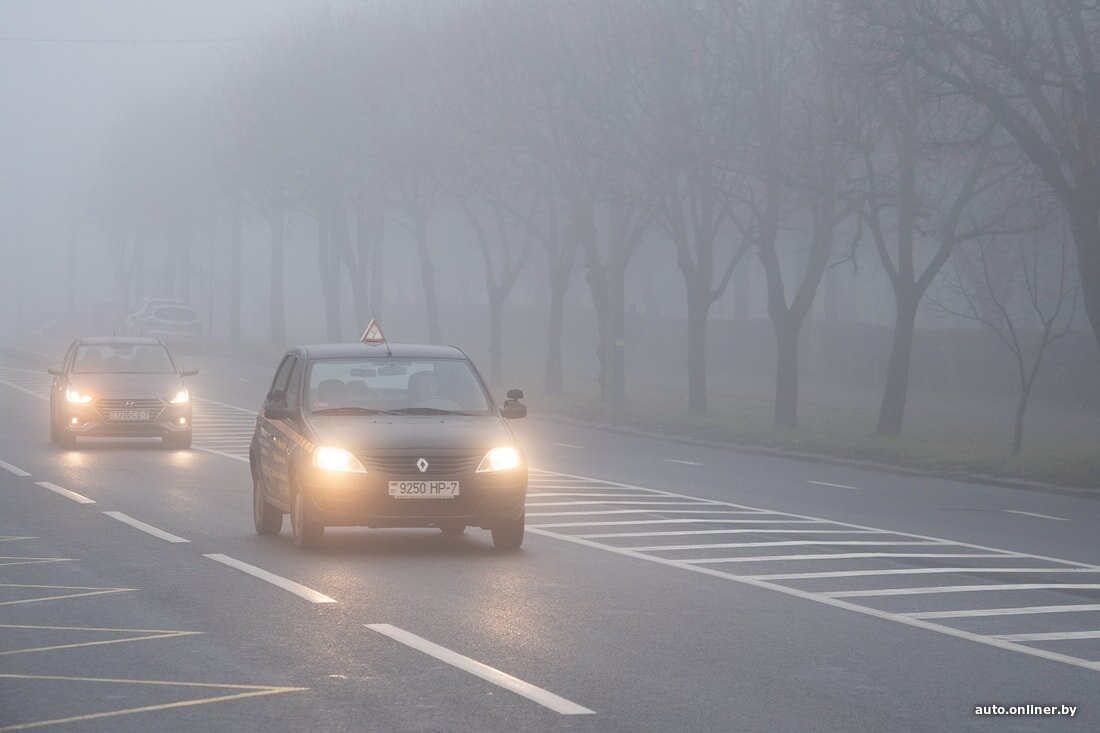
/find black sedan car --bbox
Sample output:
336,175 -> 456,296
48,337 -> 197,448
249,337 -> 529,550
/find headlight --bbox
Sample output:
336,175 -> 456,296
169,388 -> 190,404
313,446 -> 367,473
66,388 -> 93,404
476,446 -> 523,473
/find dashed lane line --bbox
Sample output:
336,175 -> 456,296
0,558 -> 74,568
807,480 -> 860,490
366,623 -> 595,716
551,442 -> 580,448
34,481 -> 94,504
0,459 -> 30,477
202,554 -> 336,604
102,512 -> 189,544
1002,509 -> 1071,522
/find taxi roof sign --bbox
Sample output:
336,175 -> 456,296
361,319 -> 386,345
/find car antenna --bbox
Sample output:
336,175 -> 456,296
360,318 -> 391,357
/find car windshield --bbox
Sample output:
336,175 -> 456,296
73,344 -> 176,374
306,358 -> 492,415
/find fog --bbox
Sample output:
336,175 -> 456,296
3,0 -> 1100,459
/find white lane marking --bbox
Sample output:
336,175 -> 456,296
366,623 -> 594,715
1002,510 -> 1071,522
751,568 -> 1100,581
662,459 -> 702,466
194,396 -> 256,413
0,378 -> 48,401
195,447 -> 248,464
683,552 -> 1010,565
907,604 -> 1100,619
551,442 -> 581,449
575,529 -> 881,538
807,480 -> 860,490
527,493 -> 661,498
202,554 -> 336,604
0,459 -> 31,477
35,481 -> 95,504
528,510 -> 817,518
531,519 -> 812,528
525,500 -> 715,507
995,631 -> 1100,642
103,512 -> 189,544
525,527 -> 1100,674
825,584 -> 1100,598
236,377 -> 251,383
632,540 -> 947,552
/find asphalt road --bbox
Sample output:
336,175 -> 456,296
1,343 -> 1098,732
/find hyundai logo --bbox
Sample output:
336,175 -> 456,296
124,400 -> 135,407
416,458 -> 429,473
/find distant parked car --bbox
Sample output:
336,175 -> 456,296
125,299 -> 203,345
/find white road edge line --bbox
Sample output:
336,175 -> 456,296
103,512 -> 189,543
807,480 -> 860,490
203,553 -> 336,604
34,481 -> 95,504
662,458 -> 702,466
1002,509 -> 1071,522
366,623 -> 594,715
551,442 -> 581,449
0,459 -> 31,477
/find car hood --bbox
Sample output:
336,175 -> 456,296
306,414 -> 514,452
67,373 -> 183,399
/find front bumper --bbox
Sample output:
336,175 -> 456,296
300,466 -> 527,529
62,401 -> 192,438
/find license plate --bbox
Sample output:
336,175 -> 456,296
388,480 -> 459,498
110,410 -> 150,421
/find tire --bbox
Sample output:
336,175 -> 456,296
491,513 -> 524,551
253,474 -> 283,536
164,431 -> 192,449
439,522 -> 466,536
291,487 -> 324,550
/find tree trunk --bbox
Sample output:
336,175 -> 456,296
686,292 -> 708,414
774,317 -> 799,427
317,204 -> 342,342
230,200 -> 243,344
876,294 -> 918,436
545,267 -> 568,395
488,294 -> 504,388
269,209 -> 286,347
1011,388 -> 1028,457
1068,197 -> 1100,351
606,261 -> 627,413
413,219 -> 441,344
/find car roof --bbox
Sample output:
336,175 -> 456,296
76,336 -> 164,346
299,342 -> 468,360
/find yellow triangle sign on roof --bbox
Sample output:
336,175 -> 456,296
361,319 -> 385,344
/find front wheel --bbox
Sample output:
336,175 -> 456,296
291,488 -> 324,550
253,474 -> 283,536
491,513 -> 524,551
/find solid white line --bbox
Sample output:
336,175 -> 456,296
575,529 -> 881,538
366,623 -> 594,715
530,518 -> 803,528
527,511 -> 816,518
0,459 -> 31,477
525,500 -> 712,507
103,512 -> 189,543
685,553 -> 1011,565
825,584 -> 1100,598
807,480 -> 860,490
995,630 -> 1100,642
551,442 -> 581,449
527,493 -> 662,499
194,396 -> 256,414
526,527 -> 1100,674
907,604 -> 1100,619
632,540 -> 946,552
202,554 -> 336,604
662,458 -> 702,466
751,567 -> 1099,581
1002,510 -> 1071,522
195,447 -> 248,464
35,481 -> 95,504
0,379 -> 47,401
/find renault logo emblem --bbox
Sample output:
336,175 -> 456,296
416,458 -> 429,473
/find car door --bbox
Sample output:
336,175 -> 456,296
255,354 -> 294,501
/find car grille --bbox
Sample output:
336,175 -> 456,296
358,451 -> 483,478
95,398 -> 165,422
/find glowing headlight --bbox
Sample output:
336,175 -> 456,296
66,388 -> 93,404
476,446 -> 523,473
313,447 -> 367,473
169,388 -> 190,404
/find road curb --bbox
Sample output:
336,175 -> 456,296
534,412 -> 1100,500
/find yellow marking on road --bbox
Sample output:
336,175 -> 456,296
0,673 -> 306,732
0,583 -> 136,607
0,624 -> 201,657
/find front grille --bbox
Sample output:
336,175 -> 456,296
95,398 -> 164,422
358,451 -> 483,478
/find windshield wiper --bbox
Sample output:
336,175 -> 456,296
386,407 -> 476,415
311,407 -> 395,415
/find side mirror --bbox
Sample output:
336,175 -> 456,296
180,368 -> 199,377
506,389 -> 524,400
501,389 -> 527,419
264,403 -> 293,421
266,388 -> 286,404
47,367 -> 63,377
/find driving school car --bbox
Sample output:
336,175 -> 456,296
249,322 -> 529,550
